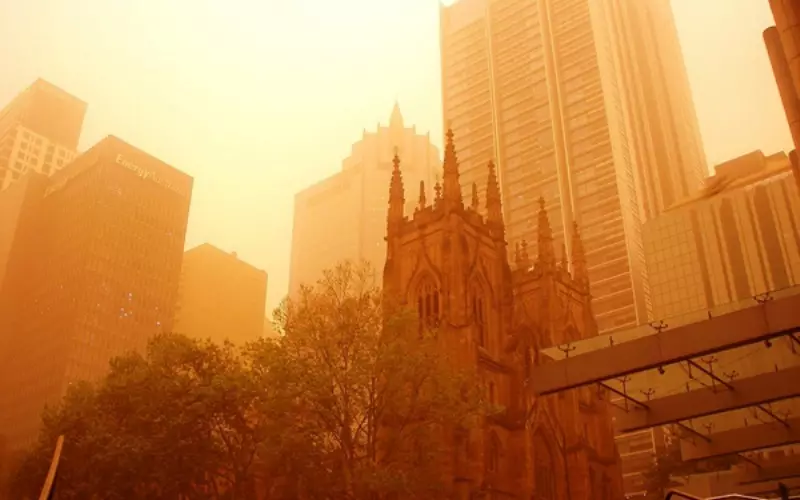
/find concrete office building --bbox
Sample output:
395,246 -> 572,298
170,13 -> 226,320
644,150 -> 800,320
289,104 -> 440,295
620,151 -> 800,497
0,136 -> 193,451
0,79 -> 86,190
439,0 -> 707,333
174,244 -> 268,346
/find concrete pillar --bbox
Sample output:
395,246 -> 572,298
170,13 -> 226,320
767,0 -> 800,193
790,150 -> 800,191
769,0 -> 800,101
765,26 -> 800,149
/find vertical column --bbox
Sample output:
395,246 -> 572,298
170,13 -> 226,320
767,0 -> 800,190
765,27 -> 800,149
769,0 -> 800,99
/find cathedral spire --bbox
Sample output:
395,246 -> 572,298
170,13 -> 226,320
417,180 -> 427,211
389,101 -> 404,130
485,160 -> 503,227
536,197 -> 555,268
442,128 -> 463,211
387,150 -> 405,230
571,221 -> 589,287
471,182 -> 479,210
520,239 -> 531,269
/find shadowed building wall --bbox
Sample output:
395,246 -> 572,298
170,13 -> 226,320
0,79 -> 86,190
174,243 -> 268,345
439,0 -> 708,334
0,136 -> 192,452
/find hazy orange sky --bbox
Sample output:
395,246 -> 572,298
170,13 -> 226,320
0,0 -> 792,313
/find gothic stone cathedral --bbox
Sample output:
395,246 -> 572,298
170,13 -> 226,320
382,130 -> 623,500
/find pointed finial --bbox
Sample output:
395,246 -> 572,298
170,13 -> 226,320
418,180 -> 427,211
434,177 -> 442,206
471,182 -> 479,210
536,197 -> 555,269
387,150 -> 405,233
390,100 -> 404,130
441,128 -> 463,211
520,239 -> 531,269
571,221 -> 588,288
485,160 -> 504,228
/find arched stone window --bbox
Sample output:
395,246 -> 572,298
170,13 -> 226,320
486,431 -> 501,473
471,283 -> 487,347
416,276 -> 440,328
533,433 -> 556,500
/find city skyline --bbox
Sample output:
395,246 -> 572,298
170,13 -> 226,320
0,0 -> 793,312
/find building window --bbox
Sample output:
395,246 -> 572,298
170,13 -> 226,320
416,277 -> 440,328
533,433 -> 556,500
486,431 -> 501,473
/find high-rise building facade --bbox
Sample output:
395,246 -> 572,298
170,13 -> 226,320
0,135 -> 193,451
0,79 -> 87,189
644,150 -> 800,320
174,244 -> 268,345
289,104 -> 441,295
439,0 -> 707,333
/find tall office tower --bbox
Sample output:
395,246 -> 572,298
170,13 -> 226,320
0,79 -> 87,189
439,0 -> 707,333
174,243 -> 268,345
644,150 -> 800,320
0,136 -> 193,452
289,104 -> 440,295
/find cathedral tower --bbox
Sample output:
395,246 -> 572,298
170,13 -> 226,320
383,131 -> 622,499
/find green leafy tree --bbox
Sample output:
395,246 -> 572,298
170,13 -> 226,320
10,260 -> 483,500
259,260 -> 483,499
10,336 -> 272,500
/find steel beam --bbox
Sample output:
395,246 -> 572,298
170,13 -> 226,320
681,417 -> 800,460
705,457 -> 800,497
709,476 -> 800,497
531,291 -> 800,395
614,366 -> 800,433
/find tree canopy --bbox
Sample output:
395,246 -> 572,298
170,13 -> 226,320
9,261 -> 483,500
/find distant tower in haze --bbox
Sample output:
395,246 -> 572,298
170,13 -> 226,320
288,104 -> 441,295
174,244 -> 268,346
439,0 -> 707,333
0,79 -> 87,190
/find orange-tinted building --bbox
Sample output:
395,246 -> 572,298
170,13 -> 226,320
0,135 -> 192,452
289,104 -> 440,295
381,131 -> 622,499
0,79 -> 86,189
439,0 -> 708,333
174,244 -> 268,345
